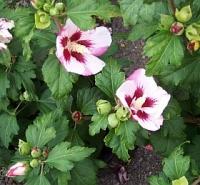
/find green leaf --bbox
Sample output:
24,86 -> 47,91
128,22 -> 157,41
163,147 -> 190,180
149,173 -> 170,185
89,114 -> 108,136
95,59 -> 125,98
42,55 -> 78,99
115,120 -> 139,150
144,32 -> 184,75
69,159 -> 97,185
26,113 -> 56,148
161,58 -> 200,86
139,2 -> 155,23
150,117 -> 186,156
46,142 -> 95,172
187,135 -> 200,169
0,113 -> 19,148
8,58 -> 36,100
0,49 -> 11,67
77,87 -> 102,115
26,175 -> 50,185
104,120 -> 139,161
66,0 -> 119,30
0,68 -> 10,98
160,14 -> 174,30
119,0 -> 144,26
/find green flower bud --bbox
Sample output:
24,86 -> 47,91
31,147 -> 42,158
96,100 -> 112,115
30,159 -> 39,168
172,176 -> 188,185
18,140 -> 31,156
31,0 -> 45,9
49,7 -> 59,16
108,113 -> 119,128
175,5 -> 192,23
43,3 -> 52,12
186,23 -> 200,41
115,107 -> 130,121
170,22 -> 184,36
35,10 -> 51,30
42,149 -> 49,158
55,2 -> 65,12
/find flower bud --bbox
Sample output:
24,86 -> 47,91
108,113 -> 119,128
30,159 -> 39,168
35,10 -> 51,30
31,0 -> 45,9
186,23 -> 200,41
115,107 -> 130,121
6,162 -> 28,177
96,100 -> 112,115
55,2 -> 65,12
170,22 -> 184,36
49,7 -> 59,16
187,40 -> 200,52
72,111 -> 82,123
172,176 -> 188,185
43,3 -> 52,12
175,5 -> 192,23
42,148 -> 49,158
18,140 -> 31,156
31,147 -> 41,158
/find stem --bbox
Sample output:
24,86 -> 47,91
168,0 -> 176,14
184,116 -> 200,125
52,16 -> 62,33
192,176 -> 200,185
14,101 -> 22,113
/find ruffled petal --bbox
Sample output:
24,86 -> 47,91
142,87 -> 171,117
0,18 -> 14,30
58,19 -> 80,38
133,114 -> 163,131
116,80 -> 137,108
0,29 -> 13,43
80,27 -> 112,56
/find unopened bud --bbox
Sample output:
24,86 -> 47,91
55,3 -> 65,12
72,111 -> 82,123
108,113 -> 119,128
18,140 -> 31,156
186,23 -> 200,41
49,7 -> 59,16
42,149 -> 49,158
170,22 -> 184,36
43,3 -> 51,12
175,5 -> 192,23
31,147 -> 41,158
30,159 -> 39,168
35,10 -> 51,30
187,40 -> 200,52
96,100 -> 112,115
115,107 -> 130,121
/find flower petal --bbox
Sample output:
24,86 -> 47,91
116,80 -> 137,108
0,43 -> 7,50
0,18 -> 14,30
80,26 -> 112,56
59,19 -> 80,38
133,114 -> 163,131
0,29 -> 13,43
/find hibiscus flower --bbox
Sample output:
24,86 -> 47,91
56,19 -> 112,76
116,68 -> 170,131
0,18 -> 14,50
6,162 -> 27,177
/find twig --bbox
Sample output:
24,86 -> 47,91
168,0 -> 176,14
192,176 -> 200,185
52,16 -> 62,33
184,116 -> 200,126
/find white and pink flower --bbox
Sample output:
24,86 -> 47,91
0,18 -> 14,50
116,68 -> 170,131
6,162 -> 27,177
56,19 -> 112,76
